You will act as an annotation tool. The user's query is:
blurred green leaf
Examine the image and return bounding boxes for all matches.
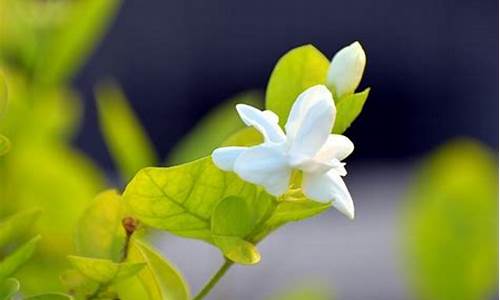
[123,157,257,242]
[220,127,263,147]
[59,269,98,300]
[0,235,40,280]
[265,45,329,126]
[332,88,370,134]
[0,73,7,118]
[68,256,145,284]
[0,278,19,300]
[34,0,122,84]
[403,139,498,300]
[168,91,262,164]
[0,209,41,248]
[75,190,125,261]
[267,283,332,300]
[0,135,10,156]
[118,239,190,300]
[95,81,158,182]
[24,292,74,300]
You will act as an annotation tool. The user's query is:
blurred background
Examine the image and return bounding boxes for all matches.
[0,0,497,299]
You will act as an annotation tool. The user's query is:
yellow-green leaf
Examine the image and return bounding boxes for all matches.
[59,269,98,299]
[212,236,260,265]
[168,91,263,164]
[24,292,74,300]
[0,73,7,118]
[67,256,145,284]
[75,190,126,261]
[0,235,41,280]
[95,82,158,182]
[118,239,190,300]
[265,45,330,125]
[332,88,370,134]
[34,0,122,84]
[220,127,263,147]
[0,209,41,248]
[0,278,19,300]
[403,139,498,300]
[0,135,10,156]
[123,157,257,242]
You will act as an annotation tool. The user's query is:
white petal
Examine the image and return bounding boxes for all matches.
[302,171,354,219]
[233,145,291,196]
[285,85,335,163]
[327,41,366,98]
[212,146,247,171]
[315,134,354,162]
[236,104,286,144]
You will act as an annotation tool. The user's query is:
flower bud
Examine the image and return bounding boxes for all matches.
[326,41,366,98]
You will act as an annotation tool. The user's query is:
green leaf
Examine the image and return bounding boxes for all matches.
[265,45,330,125]
[220,127,263,147]
[59,269,98,299]
[0,209,41,248]
[67,256,145,284]
[403,139,498,300]
[0,135,10,156]
[75,190,126,261]
[0,278,19,300]
[24,292,74,300]
[0,235,41,280]
[0,73,7,118]
[34,0,122,84]
[168,91,263,164]
[117,239,190,300]
[95,82,158,182]
[211,236,260,265]
[123,157,257,242]
[332,88,370,134]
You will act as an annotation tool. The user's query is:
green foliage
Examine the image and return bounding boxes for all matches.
[0,73,7,118]
[265,45,330,126]
[95,82,158,182]
[74,190,125,261]
[24,293,74,300]
[168,91,263,164]
[403,139,498,300]
[59,269,99,300]
[0,209,41,248]
[0,235,40,280]
[121,238,190,300]
[68,256,145,284]
[34,0,122,84]
[0,135,10,156]
[0,278,19,300]
[123,157,258,242]
[332,88,370,134]
[220,127,262,147]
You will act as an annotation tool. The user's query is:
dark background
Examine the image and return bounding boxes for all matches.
[74,0,499,168]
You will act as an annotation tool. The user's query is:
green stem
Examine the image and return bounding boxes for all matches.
[193,259,234,300]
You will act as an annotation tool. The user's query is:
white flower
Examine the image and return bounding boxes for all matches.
[327,41,366,98]
[211,85,355,219]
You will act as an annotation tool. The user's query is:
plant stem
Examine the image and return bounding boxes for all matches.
[193,259,234,300]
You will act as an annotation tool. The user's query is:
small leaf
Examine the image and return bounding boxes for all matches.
[332,88,370,134]
[0,135,10,156]
[59,269,98,299]
[0,209,41,248]
[265,45,330,125]
[34,0,122,84]
[0,235,41,280]
[220,127,263,147]
[0,278,19,300]
[252,199,330,242]
[95,82,158,181]
[168,91,263,164]
[75,190,125,261]
[24,292,74,300]
[403,139,498,300]
[212,236,260,265]
[123,157,257,242]
[67,256,145,284]
[117,239,190,300]
[0,73,7,118]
